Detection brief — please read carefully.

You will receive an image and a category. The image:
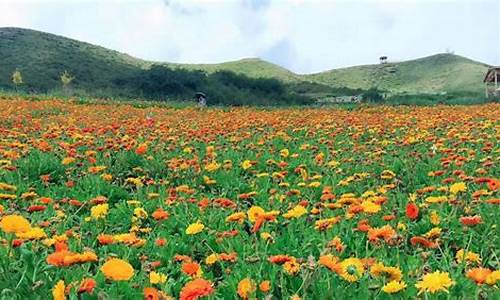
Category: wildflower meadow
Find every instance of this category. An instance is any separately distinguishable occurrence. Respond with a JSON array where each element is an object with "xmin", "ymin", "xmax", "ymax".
[{"xmin": 0, "ymin": 97, "xmax": 498, "ymax": 299}]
